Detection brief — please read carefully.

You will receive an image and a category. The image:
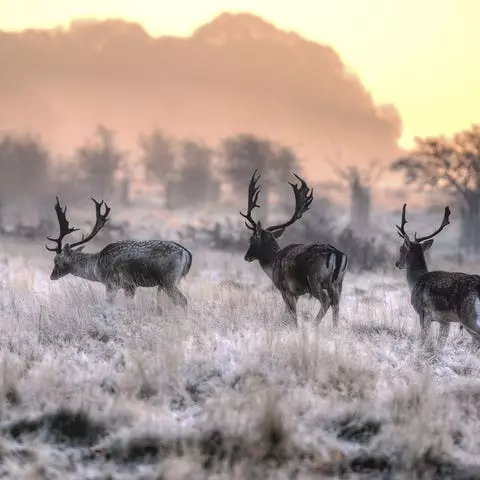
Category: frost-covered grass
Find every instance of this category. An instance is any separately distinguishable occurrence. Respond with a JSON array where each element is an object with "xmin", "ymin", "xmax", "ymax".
[{"xmin": 1, "ymin": 241, "xmax": 480, "ymax": 478}]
